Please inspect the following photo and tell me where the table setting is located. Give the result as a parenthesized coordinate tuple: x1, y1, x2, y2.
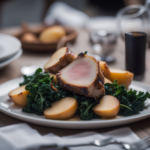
(1, 0, 150, 150)
(0, 123, 147, 150)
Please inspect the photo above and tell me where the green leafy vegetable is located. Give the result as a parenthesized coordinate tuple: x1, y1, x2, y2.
(21, 69, 53, 115)
(19, 68, 49, 86)
(78, 51, 88, 56)
(74, 95, 99, 120)
(84, 51, 88, 55)
(105, 80, 150, 116)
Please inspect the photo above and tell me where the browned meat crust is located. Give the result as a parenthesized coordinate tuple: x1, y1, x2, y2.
(57, 53, 105, 101)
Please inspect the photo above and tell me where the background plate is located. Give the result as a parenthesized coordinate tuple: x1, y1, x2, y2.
(0, 49, 22, 69)
(0, 78, 150, 129)
(0, 33, 21, 62)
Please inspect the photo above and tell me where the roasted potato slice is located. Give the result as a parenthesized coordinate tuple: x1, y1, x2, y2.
(93, 95, 120, 118)
(99, 61, 111, 78)
(109, 68, 134, 88)
(44, 47, 76, 73)
(8, 85, 29, 107)
(44, 97, 78, 120)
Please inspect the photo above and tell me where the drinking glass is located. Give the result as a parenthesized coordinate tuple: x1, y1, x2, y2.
(116, 5, 149, 45)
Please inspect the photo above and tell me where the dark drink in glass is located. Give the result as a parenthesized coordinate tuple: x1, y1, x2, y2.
(125, 32, 147, 80)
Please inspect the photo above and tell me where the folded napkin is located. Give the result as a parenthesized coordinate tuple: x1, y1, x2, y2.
(0, 123, 145, 150)
(44, 2, 89, 28)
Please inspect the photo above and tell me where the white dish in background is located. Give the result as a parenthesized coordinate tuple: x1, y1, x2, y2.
(0, 33, 21, 62)
(0, 78, 150, 129)
(86, 17, 116, 32)
(0, 49, 22, 69)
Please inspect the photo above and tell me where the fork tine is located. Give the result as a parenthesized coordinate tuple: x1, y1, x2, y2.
(135, 136, 150, 144)
(130, 136, 150, 148)
(139, 135, 150, 142)
(141, 137, 150, 145)
(140, 136, 150, 144)
(133, 136, 150, 149)
(138, 139, 150, 150)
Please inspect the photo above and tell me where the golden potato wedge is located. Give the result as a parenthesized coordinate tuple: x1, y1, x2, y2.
(8, 85, 29, 107)
(44, 47, 76, 73)
(44, 97, 78, 120)
(99, 61, 111, 78)
(109, 68, 134, 88)
(104, 77, 112, 84)
(93, 95, 120, 118)
(49, 73, 57, 84)
(39, 26, 66, 42)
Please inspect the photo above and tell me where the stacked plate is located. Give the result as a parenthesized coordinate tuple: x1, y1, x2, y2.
(0, 33, 22, 69)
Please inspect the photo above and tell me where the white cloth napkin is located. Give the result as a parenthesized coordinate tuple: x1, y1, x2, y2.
(44, 2, 89, 28)
(0, 123, 147, 150)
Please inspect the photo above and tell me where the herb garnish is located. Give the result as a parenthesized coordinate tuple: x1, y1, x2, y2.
(78, 51, 88, 56)
(84, 51, 88, 54)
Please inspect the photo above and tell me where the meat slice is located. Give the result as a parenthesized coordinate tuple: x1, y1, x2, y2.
(57, 53, 105, 101)
(44, 47, 77, 73)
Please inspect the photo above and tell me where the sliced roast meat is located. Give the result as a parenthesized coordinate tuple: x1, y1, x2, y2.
(57, 53, 105, 101)
(44, 47, 77, 74)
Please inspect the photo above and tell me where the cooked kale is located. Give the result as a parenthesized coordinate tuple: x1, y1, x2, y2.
(20, 68, 150, 119)
(74, 95, 99, 120)
(22, 69, 54, 115)
(19, 68, 49, 86)
(105, 80, 150, 116)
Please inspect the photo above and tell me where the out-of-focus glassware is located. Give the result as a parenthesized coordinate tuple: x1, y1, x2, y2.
(90, 30, 117, 63)
(116, 5, 149, 44)
(145, 0, 150, 22)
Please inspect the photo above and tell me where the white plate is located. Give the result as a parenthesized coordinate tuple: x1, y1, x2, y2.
(0, 33, 21, 62)
(0, 78, 150, 129)
(0, 49, 22, 69)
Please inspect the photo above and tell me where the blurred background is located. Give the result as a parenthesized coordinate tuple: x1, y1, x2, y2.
(1, 0, 150, 83)
(0, 0, 144, 28)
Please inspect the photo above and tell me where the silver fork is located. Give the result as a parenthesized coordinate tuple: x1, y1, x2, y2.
(48, 136, 150, 150)
(92, 135, 150, 150)
(121, 135, 150, 150)
(39, 138, 113, 150)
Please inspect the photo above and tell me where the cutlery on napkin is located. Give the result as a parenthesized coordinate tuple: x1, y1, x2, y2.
(0, 123, 143, 150)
